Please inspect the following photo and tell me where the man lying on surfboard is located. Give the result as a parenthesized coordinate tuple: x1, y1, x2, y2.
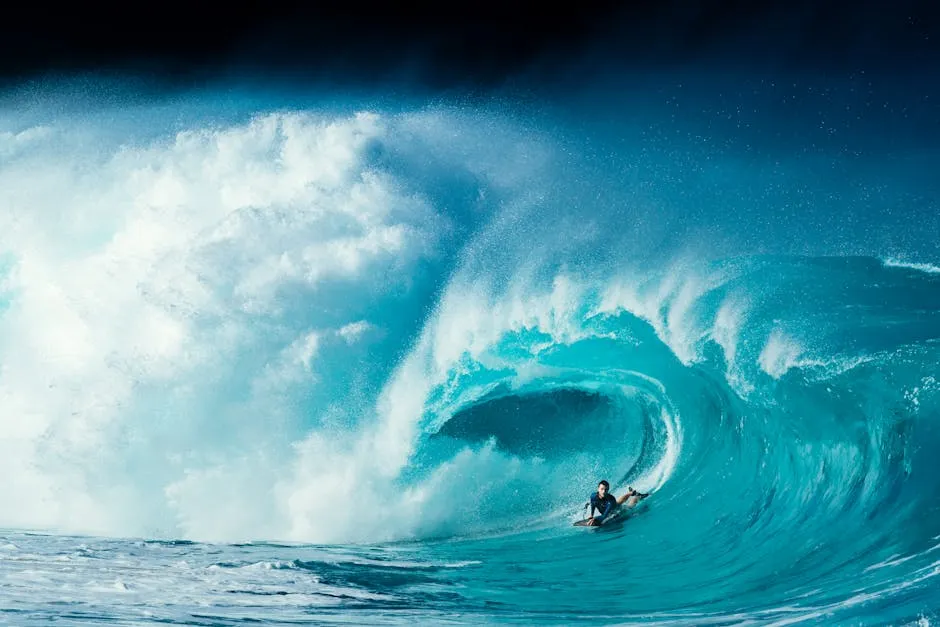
(584, 480, 648, 526)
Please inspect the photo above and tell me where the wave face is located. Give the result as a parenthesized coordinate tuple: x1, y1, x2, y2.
(1, 82, 940, 624)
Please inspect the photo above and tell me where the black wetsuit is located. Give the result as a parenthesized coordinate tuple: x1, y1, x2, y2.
(589, 492, 619, 523)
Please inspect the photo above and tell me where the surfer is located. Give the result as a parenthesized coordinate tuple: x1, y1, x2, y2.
(585, 480, 648, 526)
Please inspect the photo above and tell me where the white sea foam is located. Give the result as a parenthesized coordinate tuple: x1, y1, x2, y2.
(883, 258, 940, 274)
(0, 108, 470, 541)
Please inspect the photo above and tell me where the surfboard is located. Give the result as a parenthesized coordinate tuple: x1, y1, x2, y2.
(574, 511, 631, 527)
(574, 502, 642, 526)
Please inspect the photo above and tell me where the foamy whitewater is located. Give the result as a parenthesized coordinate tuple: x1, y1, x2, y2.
(1, 81, 939, 625)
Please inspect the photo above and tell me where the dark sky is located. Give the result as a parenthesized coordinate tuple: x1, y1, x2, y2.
(2, 0, 938, 90)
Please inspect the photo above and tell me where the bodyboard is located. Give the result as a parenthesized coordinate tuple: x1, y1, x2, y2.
(573, 505, 637, 527)
(573, 513, 626, 527)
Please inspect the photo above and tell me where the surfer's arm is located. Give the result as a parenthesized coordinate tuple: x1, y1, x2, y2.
(596, 499, 615, 522)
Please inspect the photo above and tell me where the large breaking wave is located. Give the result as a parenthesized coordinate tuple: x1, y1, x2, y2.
(1, 83, 939, 622)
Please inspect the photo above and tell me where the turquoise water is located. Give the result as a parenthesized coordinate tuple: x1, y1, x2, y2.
(0, 79, 939, 624)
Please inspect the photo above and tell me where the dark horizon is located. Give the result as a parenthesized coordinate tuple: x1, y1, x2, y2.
(3, 0, 939, 92)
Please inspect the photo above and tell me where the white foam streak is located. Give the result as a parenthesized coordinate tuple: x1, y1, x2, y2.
(758, 330, 807, 379)
(883, 258, 940, 274)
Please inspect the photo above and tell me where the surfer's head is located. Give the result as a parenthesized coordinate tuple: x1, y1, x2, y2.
(597, 480, 610, 497)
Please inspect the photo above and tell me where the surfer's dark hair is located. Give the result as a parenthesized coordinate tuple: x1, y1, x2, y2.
(598, 480, 610, 490)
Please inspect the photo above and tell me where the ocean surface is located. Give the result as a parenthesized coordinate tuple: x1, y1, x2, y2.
(1, 75, 939, 625)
